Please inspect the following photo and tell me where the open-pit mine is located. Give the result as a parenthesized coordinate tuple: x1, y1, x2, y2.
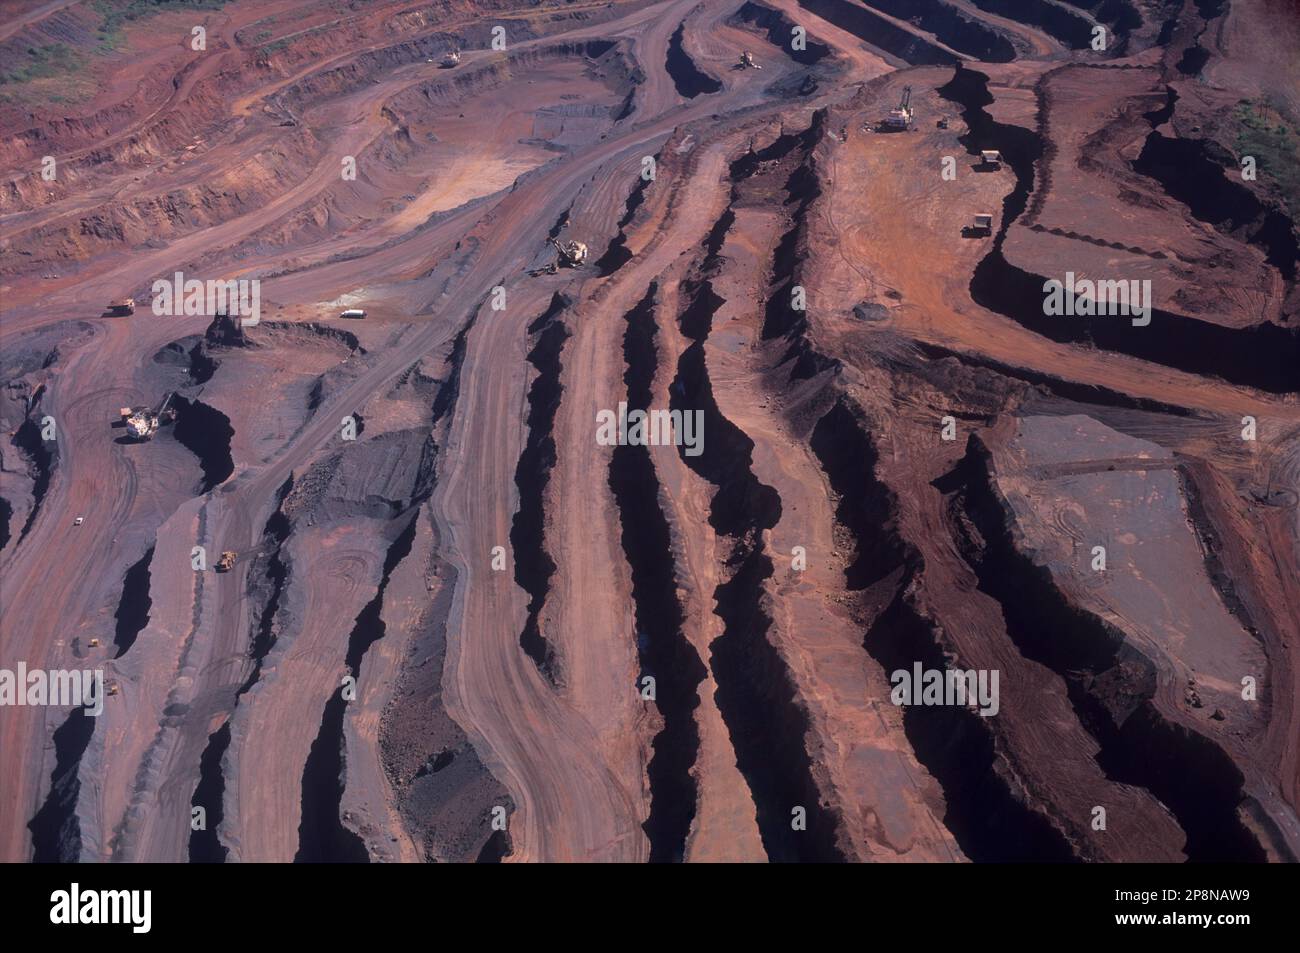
(1, 0, 1297, 866)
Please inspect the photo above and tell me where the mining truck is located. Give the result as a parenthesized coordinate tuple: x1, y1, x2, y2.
(441, 49, 461, 68)
(106, 298, 135, 317)
(216, 551, 237, 572)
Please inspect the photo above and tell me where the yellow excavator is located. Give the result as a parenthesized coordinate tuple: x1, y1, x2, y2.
(545, 237, 589, 274)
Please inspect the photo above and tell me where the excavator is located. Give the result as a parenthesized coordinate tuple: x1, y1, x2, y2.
(739, 50, 762, 70)
(120, 392, 177, 442)
(884, 85, 913, 131)
(216, 551, 237, 573)
(545, 237, 589, 274)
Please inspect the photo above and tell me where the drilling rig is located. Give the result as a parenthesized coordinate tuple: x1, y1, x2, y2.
(884, 85, 913, 130)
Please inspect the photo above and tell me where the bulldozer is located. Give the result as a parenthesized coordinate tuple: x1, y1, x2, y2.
(739, 50, 762, 70)
(545, 237, 589, 274)
(216, 551, 237, 573)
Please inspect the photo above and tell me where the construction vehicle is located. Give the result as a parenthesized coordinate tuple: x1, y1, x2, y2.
(216, 551, 237, 573)
(980, 149, 1003, 168)
(89, 638, 99, 647)
(340, 308, 367, 319)
(106, 298, 135, 317)
(120, 392, 176, 442)
(546, 237, 589, 273)
(937, 116, 949, 129)
(107, 681, 119, 697)
(74, 517, 84, 526)
(739, 50, 762, 70)
(440, 49, 461, 68)
(884, 85, 913, 131)
(971, 213, 994, 235)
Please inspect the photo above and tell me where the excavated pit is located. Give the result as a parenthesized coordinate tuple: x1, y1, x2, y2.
(510, 292, 571, 682)
(606, 284, 706, 862)
(594, 170, 655, 277)
(809, 398, 1077, 861)
(938, 65, 1300, 394)
(112, 546, 154, 659)
(949, 435, 1267, 862)
(27, 708, 95, 862)
(11, 415, 57, 545)
(967, 0, 1094, 48)
(796, 0, 959, 65)
(670, 265, 844, 862)
(172, 397, 236, 494)
(189, 477, 294, 863)
(734, 2, 833, 64)
(666, 22, 723, 98)
(860, 0, 1016, 61)
(296, 513, 419, 863)
(1133, 133, 1298, 280)
(188, 721, 232, 864)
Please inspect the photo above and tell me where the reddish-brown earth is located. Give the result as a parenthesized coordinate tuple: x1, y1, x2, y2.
(0, 0, 1296, 863)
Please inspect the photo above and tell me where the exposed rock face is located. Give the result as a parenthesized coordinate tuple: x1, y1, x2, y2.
(2, 0, 1297, 868)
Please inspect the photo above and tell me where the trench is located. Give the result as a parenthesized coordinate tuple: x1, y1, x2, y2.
(1132, 133, 1297, 280)
(670, 268, 844, 861)
(1174, 0, 1226, 75)
(172, 397, 235, 493)
(112, 546, 154, 659)
(734, 1, 832, 64)
(510, 292, 571, 682)
(915, 341, 1198, 417)
(606, 283, 706, 862)
(28, 708, 96, 862)
(594, 167, 655, 277)
(12, 415, 56, 545)
(967, 0, 1094, 49)
(809, 398, 1078, 861)
(296, 512, 419, 863)
(860, 0, 1016, 61)
(1059, 0, 1141, 43)
(758, 111, 842, 380)
(947, 436, 1266, 861)
(188, 720, 231, 863)
(431, 313, 476, 427)
(796, 0, 959, 65)
(189, 478, 292, 862)
(938, 65, 1300, 395)
(666, 22, 722, 98)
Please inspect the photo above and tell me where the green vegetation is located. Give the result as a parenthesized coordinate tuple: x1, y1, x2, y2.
(0, 1, 231, 103)
(1234, 99, 1300, 213)
(0, 43, 87, 86)
(90, 0, 230, 51)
